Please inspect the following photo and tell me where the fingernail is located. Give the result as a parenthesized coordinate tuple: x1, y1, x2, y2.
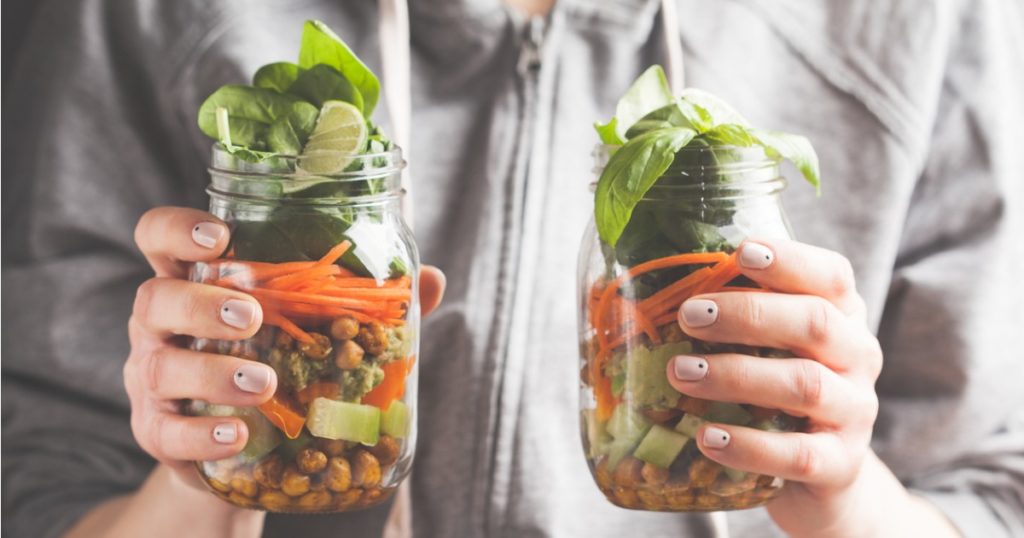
(739, 242, 774, 269)
(220, 299, 257, 329)
(673, 355, 709, 381)
(680, 299, 718, 328)
(233, 363, 272, 393)
(213, 423, 237, 444)
(192, 222, 225, 249)
(703, 426, 731, 449)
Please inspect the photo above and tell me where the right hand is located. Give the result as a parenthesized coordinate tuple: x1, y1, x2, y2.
(124, 207, 276, 486)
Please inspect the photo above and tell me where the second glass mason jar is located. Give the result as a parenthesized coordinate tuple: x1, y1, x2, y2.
(188, 145, 420, 513)
(578, 144, 800, 512)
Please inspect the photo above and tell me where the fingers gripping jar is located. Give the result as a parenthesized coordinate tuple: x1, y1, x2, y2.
(188, 146, 419, 513)
(578, 145, 799, 511)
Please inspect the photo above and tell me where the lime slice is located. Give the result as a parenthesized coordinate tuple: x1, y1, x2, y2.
(297, 100, 368, 175)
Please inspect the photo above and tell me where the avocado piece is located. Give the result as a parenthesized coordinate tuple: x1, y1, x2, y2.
(704, 402, 753, 426)
(583, 410, 613, 459)
(622, 341, 693, 409)
(674, 413, 707, 438)
(634, 425, 690, 469)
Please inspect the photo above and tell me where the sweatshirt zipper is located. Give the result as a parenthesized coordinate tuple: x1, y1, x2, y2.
(481, 14, 548, 536)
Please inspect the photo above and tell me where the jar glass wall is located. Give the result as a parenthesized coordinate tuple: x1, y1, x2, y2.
(578, 145, 799, 511)
(188, 146, 419, 513)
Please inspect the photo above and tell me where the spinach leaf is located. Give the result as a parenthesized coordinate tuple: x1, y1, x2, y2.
(287, 64, 364, 110)
(625, 99, 712, 138)
(197, 85, 303, 149)
(253, 62, 304, 93)
(594, 65, 675, 145)
(652, 209, 731, 253)
(299, 20, 380, 115)
(594, 127, 697, 246)
(678, 88, 750, 127)
(266, 101, 319, 155)
(749, 128, 821, 193)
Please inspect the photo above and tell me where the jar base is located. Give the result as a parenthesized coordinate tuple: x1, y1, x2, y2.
(597, 483, 781, 512)
(204, 482, 397, 513)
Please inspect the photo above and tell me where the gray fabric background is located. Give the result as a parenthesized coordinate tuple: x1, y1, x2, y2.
(3, 0, 1022, 536)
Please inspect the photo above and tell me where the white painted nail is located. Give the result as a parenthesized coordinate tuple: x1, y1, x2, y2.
(233, 363, 272, 393)
(739, 242, 774, 269)
(220, 299, 257, 330)
(213, 423, 237, 444)
(192, 222, 225, 249)
(680, 299, 718, 328)
(703, 426, 731, 449)
(673, 355, 710, 381)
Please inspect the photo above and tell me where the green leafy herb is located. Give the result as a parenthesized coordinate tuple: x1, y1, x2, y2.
(265, 101, 319, 155)
(625, 99, 712, 139)
(298, 20, 380, 116)
(253, 62, 304, 93)
(287, 64, 364, 111)
(749, 128, 821, 193)
(594, 65, 675, 145)
(198, 85, 303, 149)
(594, 127, 697, 246)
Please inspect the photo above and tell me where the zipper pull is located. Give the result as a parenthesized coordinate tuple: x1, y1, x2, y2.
(517, 17, 545, 75)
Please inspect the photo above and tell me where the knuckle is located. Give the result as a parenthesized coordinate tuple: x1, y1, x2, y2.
(144, 346, 171, 395)
(133, 279, 159, 326)
(829, 255, 856, 298)
(805, 299, 837, 347)
(134, 208, 160, 248)
(794, 361, 825, 410)
(792, 437, 821, 479)
(742, 293, 767, 330)
(181, 287, 209, 325)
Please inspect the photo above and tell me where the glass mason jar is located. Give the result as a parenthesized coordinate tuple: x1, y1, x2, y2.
(578, 144, 800, 511)
(187, 145, 419, 513)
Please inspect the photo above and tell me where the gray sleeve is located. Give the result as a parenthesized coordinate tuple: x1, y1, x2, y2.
(871, 1, 1024, 536)
(1, 1, 215, 536)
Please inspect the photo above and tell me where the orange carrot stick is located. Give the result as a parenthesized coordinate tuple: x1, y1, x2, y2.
(315, 240, 352, 267)
(250, 288, 392, 312)
(262, 310, 314, 344)
(262, 264, 344, 290)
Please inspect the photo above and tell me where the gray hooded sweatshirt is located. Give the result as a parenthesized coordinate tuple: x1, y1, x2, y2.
(3, 0, 1023, 537)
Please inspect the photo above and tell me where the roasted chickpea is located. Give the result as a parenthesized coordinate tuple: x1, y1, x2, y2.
(281, 465, 311, 497)
(641, 463, 669, 485)
(253, 454, 284, 489)
(317, 438, 348, 456)
(299, 332, 333, 360)
(207, 477, 231, 494)
(275, 331, 295, 349)
(297, 491, 333, 511)
(334, 488, 363, 510)
(356, 322, 387, 356)
(688, 456, 720, 488)
(334, 339, 365, 370)
(325, 457, 353, 492)
(228, 491, 259, 508)
(330, 315, 361, 341)
(351, 450, 382, 488)
(230, 470, 259, 498)
(368, 435, 400, 467)
(296, 447, 328, 474)
(613, 457, 644, 488)
(259, 490, 293, 511)
(594, 458, 613, 490)
(710, 474, 757, 496)
(612, 486, 642, 509)
(637, 489, 665, 510)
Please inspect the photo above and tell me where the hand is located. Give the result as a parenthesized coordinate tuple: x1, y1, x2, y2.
(124, 207, 445, 488)
(666, 238, 884, 536)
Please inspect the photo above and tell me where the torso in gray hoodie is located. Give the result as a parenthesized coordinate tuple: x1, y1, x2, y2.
(4, 1, 1023, 537)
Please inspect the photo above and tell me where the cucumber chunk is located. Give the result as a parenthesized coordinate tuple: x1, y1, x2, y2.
(704, 402, 753, 426)
(381, 400, 411, 438)
(306, 397, 380, 445)
(605, 405, 651, 469)
(674, 413, 707, 438)
(723, 465, 748, 482)
(634, 425, 690, 469)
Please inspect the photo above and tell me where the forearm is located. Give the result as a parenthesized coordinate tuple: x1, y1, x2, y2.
(65, 464, 264, 538)
(795, 452, 960, 538)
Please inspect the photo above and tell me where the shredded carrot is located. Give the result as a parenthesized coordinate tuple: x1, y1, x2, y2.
(638, 266, 713, 318)
(262, 309, 315, 344)
(263, 265, 344, 290)
(315, 240, 352, 267)
(691, 253, 741, 296)
(249, 288, 394, 312)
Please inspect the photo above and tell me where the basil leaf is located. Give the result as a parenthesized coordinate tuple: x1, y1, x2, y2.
(595, 65, 675, 144)
(253, 62, 304, 93)
(700, 123, 759, 147)
(287, 64, 364, 110)
(299, 20, 380, 115)
(595, 127, 698, 246)
(679, 88, 750, 127)
(266, 101, 319, 155)
(749, 128, 821, 193)
(625, 99, 712, 139)
(197, 85, 303, 149)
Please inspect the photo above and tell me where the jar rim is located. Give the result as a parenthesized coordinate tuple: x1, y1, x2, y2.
(209, 144, 405, 179)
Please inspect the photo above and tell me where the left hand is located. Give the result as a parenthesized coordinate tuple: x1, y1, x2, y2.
(666, 238, 883, 536)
